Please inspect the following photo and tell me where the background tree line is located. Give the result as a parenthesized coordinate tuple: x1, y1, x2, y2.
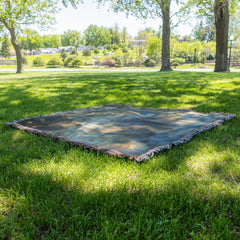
(14, 25, 130, 51)
(0, 0, 239, 73)
(1, 25, 240, 69)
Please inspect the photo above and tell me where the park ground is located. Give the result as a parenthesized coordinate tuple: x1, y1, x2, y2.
(0, 71, 240, 239)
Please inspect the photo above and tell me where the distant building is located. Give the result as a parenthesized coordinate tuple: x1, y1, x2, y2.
(24, 50, 41, 55)
(78, 45, 89, 52)
(132, 40, 147, 47)
(58, 46, 75, 53)
(39, 48, 58, 54)
(97, 46, 106, 50)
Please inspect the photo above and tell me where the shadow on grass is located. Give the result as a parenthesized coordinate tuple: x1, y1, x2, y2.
(1, 71, 239, 164)
(0, 71, 240, 239)
(1, 149, 240, 239)
(1, 131, 240, 239)
(1, 71, 239, 170)
(1, 72, 238, 115)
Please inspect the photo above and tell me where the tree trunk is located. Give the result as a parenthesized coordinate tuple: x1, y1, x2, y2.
(9, 27, 24, 73)
(160, 0, 172, 71)
(214, 0, 229, 72)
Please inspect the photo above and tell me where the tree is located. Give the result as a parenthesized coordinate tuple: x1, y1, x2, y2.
(1, 36, 11, 59)
(180, 35, 193, 42)
(20, 29, 42, 51)
(121, 27, 129, 44)
(188, 0, 239, 72)
(229, 5, 240, 40)
(40, 34, 61, 48)
(214, 0, 229, 71)
(146, 36, 162, 63)
(60, 49, 68, 60)
(61, 30, 83, 49)
(96, 0, 177, 71)
(109, 24, 121, 46)
(159, 0, 173, 71)
(134, 28, 154, 44)
(0, 0, 82, 73)
(84, 25, 111, 47)
(193, 21, 215, 42)
(18, 37, 28, 50)
(0, 0, 60, 73)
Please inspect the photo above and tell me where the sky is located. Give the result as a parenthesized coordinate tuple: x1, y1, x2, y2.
(40, 1, 195, 37)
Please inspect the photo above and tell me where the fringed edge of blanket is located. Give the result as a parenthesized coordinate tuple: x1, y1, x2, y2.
(4, 105, 236, 162)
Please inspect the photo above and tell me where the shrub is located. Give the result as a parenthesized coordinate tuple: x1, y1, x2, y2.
(103, 49, 108, 55)
(122, 47, 128, 53)
(33, 56, 45, 67)
(114, 49, 124, 55)
(147, 36, 161, 62)
(112, 44, 119, 51)
(208, 54, 215, 60)
(123, 53, 130, 67)
(144, 58, 156, 67)
(173, 50, 187, 59)
(102, 57, 116, 67)
(133, 58, 143, 67)
(112, 55, 123, 67)
(129, 43, 134, 50)
(22, 56, 28, 65)
(71, 57, 83, 67)
(47, 57, 62, 68)
(94, 48, 99, 54)
(126, 60, 134, 67)
(170, 58, 185, 65)
(106, 45, 112, 51)
(193, 55, 199, 63)
(200, 56, 207, 64)
(64, 56, 75, 66)
(193, 49, 199, 63)
(60, 49, 68, 60)
(82, 49, 91, 57)
(120, 43, 126, 48)
(94, 58, 101, 66)
(64, 56, 83, 67)
(70, 48, 78, 55)
(171, 62, 180, 68)
(232, 48, 240, 62)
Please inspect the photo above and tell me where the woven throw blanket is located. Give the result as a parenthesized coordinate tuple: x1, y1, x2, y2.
(5, 105, 235, 162)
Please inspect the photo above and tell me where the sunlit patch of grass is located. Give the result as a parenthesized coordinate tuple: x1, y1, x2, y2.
(0, 71, 239, 239)
(0, 193, 12, 221)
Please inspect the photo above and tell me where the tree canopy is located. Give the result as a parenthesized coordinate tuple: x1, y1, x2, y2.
(0, 0, 59, 30)
(61, 30, 83, 49)
(96, 0, 184, 71)
(229, 5, 240, 40)
(0, 36, 11, 59)
(84, 25, 111, 47)
(0, 0, 83, 73)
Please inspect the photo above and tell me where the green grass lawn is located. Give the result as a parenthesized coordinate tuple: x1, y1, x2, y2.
(0, 71, 239, 239)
